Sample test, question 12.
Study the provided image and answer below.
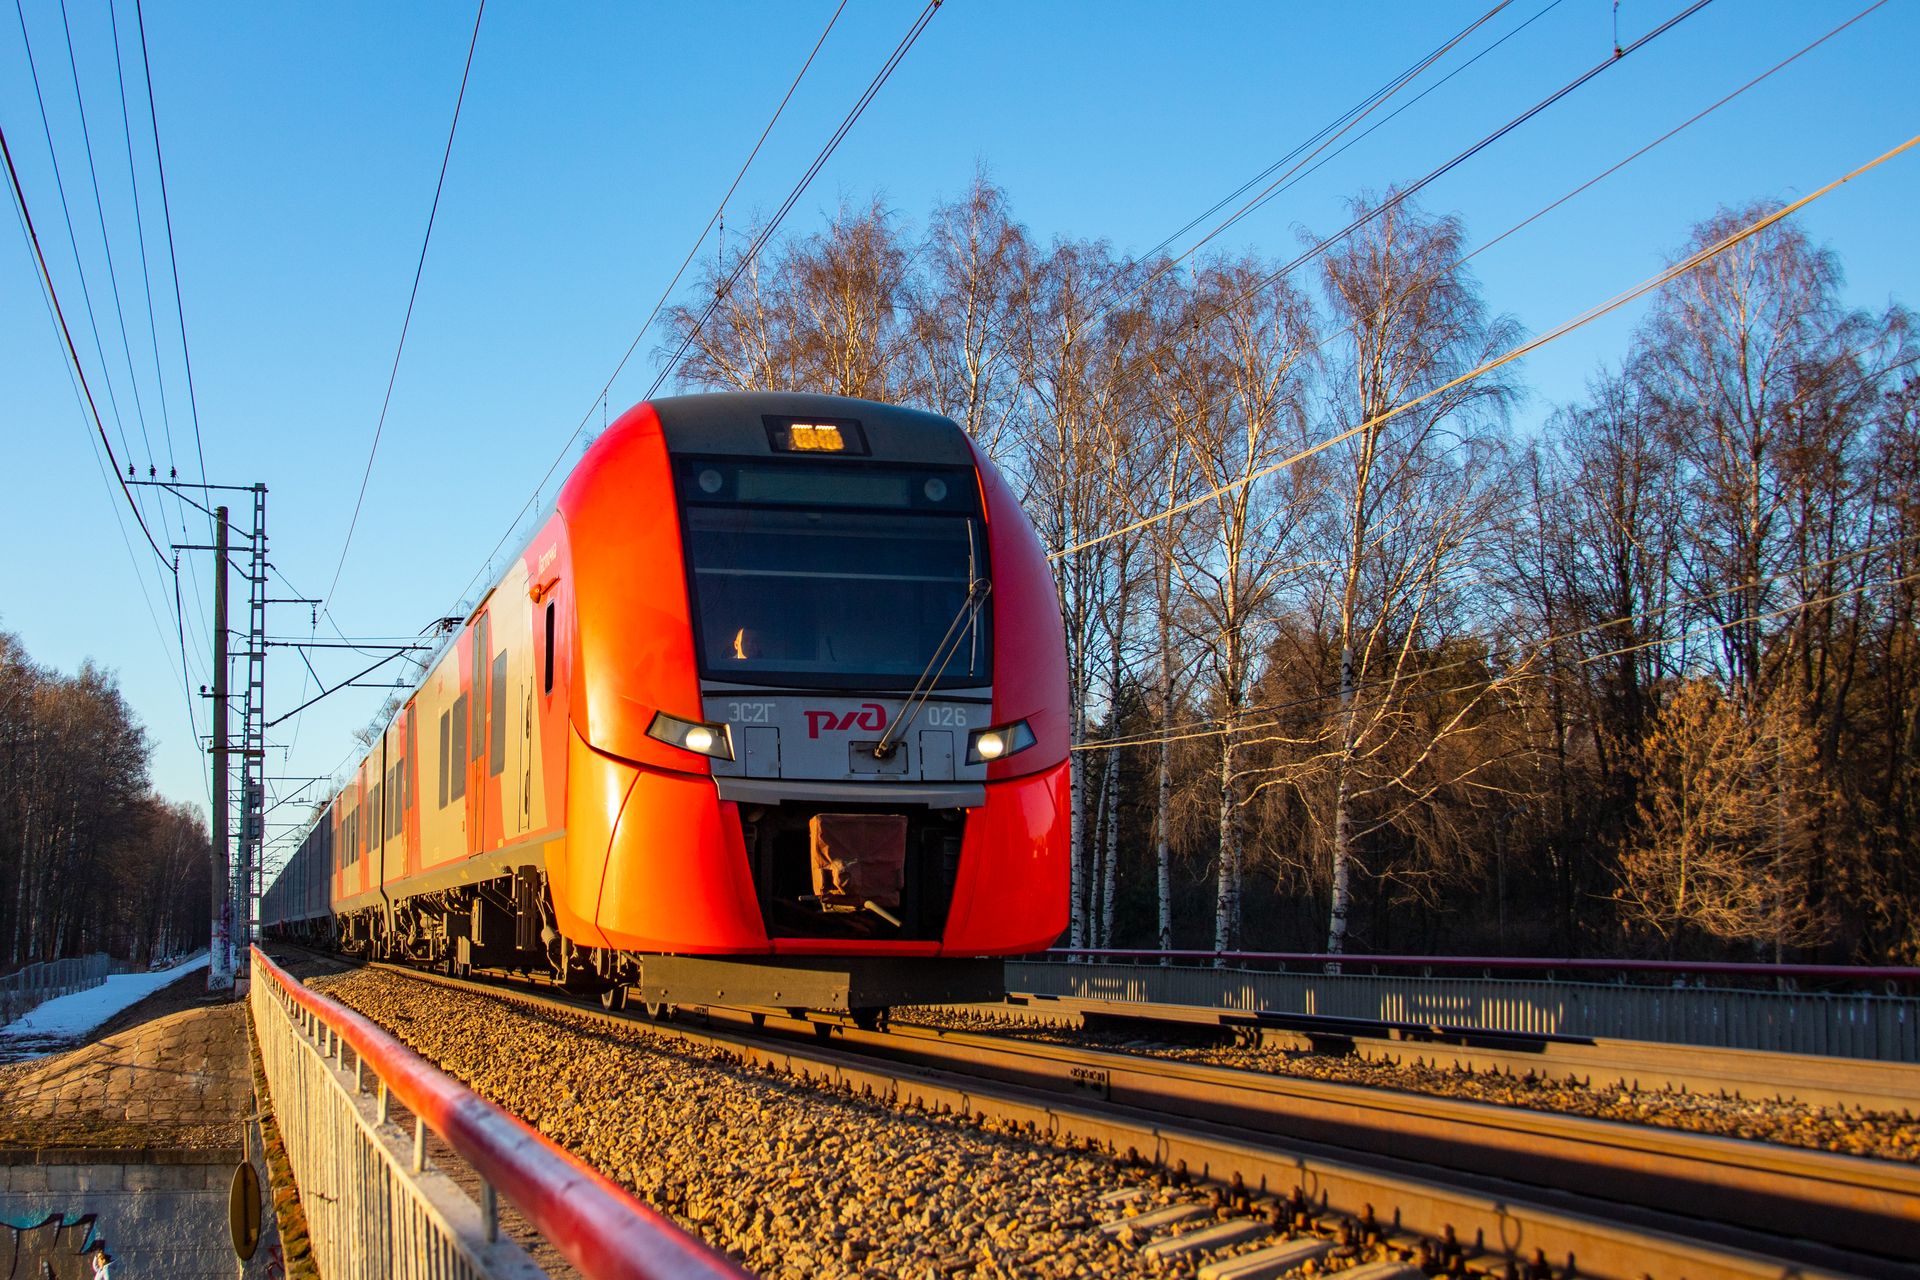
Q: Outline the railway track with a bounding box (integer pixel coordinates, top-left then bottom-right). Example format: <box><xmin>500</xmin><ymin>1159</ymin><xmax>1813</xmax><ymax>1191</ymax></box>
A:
<box><xmin>312</xmin><ymin>954</ymin><xmax>1917</xmax><ymax>1279</ymax></box>
<box><xmin>955</xmin><ymin>992</ymin><xmax>1920</xmax><ymax>1115</ymax></box>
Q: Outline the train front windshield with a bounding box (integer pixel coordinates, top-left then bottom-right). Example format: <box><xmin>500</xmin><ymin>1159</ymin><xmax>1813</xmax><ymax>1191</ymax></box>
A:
<box><xmin>677</xmin><ymin>460</ymin><xmax>992</xmax><ymax>689</ymax></box>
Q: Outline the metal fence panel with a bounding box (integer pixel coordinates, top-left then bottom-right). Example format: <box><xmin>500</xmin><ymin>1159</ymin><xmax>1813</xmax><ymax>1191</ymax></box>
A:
<box><xmin>0</xmin><ymin>953</ymin><xmax>112</xmax><ymax>1025</ymax></box>
<box><xmin>249</xmin><ymin>948</ymin><xmax>745</xmax><ymax>1280</ymax></box>
<box><xmin>250</xmin><ymin>966</ymin><xmax>546</xmax><ymax>1280</ymax></box>
<box><xmin>1006</xmin><ymin>962</ymin><xmax>1920</xmax><ymax>1062</ymax></box>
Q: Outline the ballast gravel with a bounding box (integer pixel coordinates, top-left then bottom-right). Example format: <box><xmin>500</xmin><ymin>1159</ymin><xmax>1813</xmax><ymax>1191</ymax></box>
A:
<box><xmin>899</xmin><ymin>1007</ymin><xmax>1920</xmax><ymax>1164</ymax></box>
<box><xmin>310</xmin><ymin>968</ymin><xmax>1261</xmax><ymax>1279</ymax></box>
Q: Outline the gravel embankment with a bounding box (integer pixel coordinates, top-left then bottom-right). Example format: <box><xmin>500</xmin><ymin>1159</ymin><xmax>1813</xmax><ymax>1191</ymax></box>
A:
<box><xmin>898</xmin><ymin>1008</ymin><xmax>1920</xmax><ymax>1164</ymax></box>
<box><xmin>312</xmin><ymin>968</ymin><xmax>1399</xmax><ymax>1279</ymax></box>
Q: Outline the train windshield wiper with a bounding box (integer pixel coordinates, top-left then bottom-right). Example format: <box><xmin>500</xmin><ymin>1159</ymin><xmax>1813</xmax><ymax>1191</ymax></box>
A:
<box><xmin>870</xmin><ymin>569</ymin><xmax>990</xmax><ymax>761</ymax></box>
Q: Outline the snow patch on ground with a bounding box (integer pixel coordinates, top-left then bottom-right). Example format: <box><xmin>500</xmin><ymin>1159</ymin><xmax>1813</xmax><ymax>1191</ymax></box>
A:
<box><xmin>0</xmin><ymin>951</ymin><xmax>210</xmax><ymax>1043</ymax></box>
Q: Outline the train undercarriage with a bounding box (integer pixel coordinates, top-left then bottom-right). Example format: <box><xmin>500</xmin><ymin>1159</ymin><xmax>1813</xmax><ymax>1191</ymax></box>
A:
<box><xmin>317</xmin><ymin>866</ymin><xmax>1004</xmax><ymax>1028</ymax></box>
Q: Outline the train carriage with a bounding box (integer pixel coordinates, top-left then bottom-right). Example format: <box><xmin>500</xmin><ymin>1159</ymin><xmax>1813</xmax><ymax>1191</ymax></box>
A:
<box><xmin>262</xmin><ymin>391</ymin><xmax>1070</xmax><ymax>1018</ymax></box>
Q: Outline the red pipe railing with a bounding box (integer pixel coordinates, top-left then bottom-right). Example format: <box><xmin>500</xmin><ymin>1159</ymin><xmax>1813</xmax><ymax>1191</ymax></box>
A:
<box><xmin>251</xmin><ymin>947</ymin><xmax>749</xmax><ymax>1280</ymax></box>
<box><xmin>1038</xmin><ymin>948</ymin><xmax>1920</xmax><ymax>987</ymax></box>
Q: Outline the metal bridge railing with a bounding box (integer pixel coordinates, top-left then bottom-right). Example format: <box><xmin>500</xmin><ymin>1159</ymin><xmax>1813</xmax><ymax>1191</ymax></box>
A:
<box><xmin>249</xmin><ymin>946</ymin><xmax>747</xmax><ymax>1280</ymax></box>
<box><xmin>0</xmin><ymin>952</ymin><xmax>112</xmax><ymax>1025</ymax></box>
<box><xmin>1013</xmin><ymin>950</ymin><xmax>1920</xmax><ymax>1062</ymax></box>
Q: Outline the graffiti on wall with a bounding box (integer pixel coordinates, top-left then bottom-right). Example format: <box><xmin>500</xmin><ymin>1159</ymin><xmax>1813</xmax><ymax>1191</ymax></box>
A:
<box><xmin>0</xmin><ymin>1212</ymin><xmax>113</xmax><ymax>1279</ymax></box>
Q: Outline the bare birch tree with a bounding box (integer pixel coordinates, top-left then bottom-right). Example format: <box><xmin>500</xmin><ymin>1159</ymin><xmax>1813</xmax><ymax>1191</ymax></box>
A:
<box><xmin>1155</xmin><ymin>259</ymin><xmax>1317</xmax><ymax>951</ymax></box>
<box><xmin>1297</xmin><ymin>193</ymin><xmax>1519</xmax><ymax>954</ymax></box>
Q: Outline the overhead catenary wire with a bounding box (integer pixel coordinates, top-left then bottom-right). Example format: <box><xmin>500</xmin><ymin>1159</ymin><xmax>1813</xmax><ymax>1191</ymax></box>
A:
<box><xmin>564</xmin><ymin>0</ymin><xmax>850</xmax><ymax>455</ymax></box>
<box><xmin>642</xmin><ymin>0</ymin><xmax>941</xmax><ymax>404</ymax></box>
<box><xmin>324</xmin><ymin>0</ymin><xmax>486</xmax><ymax>610</ymax></box>
<box><xmin>448</xmin><ymin>0</ymin><xmax>939</xmax><ymax>620</ymax></box>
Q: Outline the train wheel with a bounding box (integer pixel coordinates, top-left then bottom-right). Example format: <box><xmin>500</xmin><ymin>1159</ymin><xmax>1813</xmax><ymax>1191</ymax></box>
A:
<box><xmin>600</xmin><ymin>985</ymin><xmax>628</xmax><ymax>1012</ymax></box>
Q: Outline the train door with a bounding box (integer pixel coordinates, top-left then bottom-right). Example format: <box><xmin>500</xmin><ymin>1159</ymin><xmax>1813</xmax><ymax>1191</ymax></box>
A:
<box><xmin>485</xmin><ymin>627</ymin><xmax>509</xmax><ymax>848</ymax></box>
<box><xmin>467</xmin><ymin>611</ymin><xmax>490</xmax><ymax>857</ymax></box>
<box><xmin>513</xmin><ymin>626</ymin><xmax>533</xmax><ymax>837</ymax></box>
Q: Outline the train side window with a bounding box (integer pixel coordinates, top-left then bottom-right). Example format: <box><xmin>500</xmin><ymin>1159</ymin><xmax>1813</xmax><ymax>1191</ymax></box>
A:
<box><xmin>438</xmin><ymin>711</ymin><xmax>450</xmax><ymax>807</ymax></box>
<box><xmin>543</xmin><ymin>602</ymin><xmax>555</xmax><ymax>695</ymax></box>
<box><xmin>449</xmin><ymin>695</ymin><xmax>468</xmax><ymax>799</ymax></box>
<box><xmin>489</xmin><ymin>651</ymin><xmax>508</xmax><ymax>776</ymax></box>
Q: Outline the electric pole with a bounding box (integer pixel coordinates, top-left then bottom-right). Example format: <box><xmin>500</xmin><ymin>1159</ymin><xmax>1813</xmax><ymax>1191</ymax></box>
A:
<box><xmin>210</xmin><ymin>505</ymin><xmax>233</xmax><ymax>991</ymax></box>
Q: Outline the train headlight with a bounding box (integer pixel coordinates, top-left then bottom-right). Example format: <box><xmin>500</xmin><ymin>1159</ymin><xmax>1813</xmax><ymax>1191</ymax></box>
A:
<box><xmin>647</xmin><ymin>712</ymin><xmax>735</xmax><ymax>761</ymax></box>
<box><xmin>967</xmin><ymin>720</ymin><xmax>1036</xmax><ymax>765</ymax></box>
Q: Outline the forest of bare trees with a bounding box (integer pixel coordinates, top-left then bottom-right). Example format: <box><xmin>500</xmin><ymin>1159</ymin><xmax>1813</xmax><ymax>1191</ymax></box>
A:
<box><xmin>0</xmin><ymin>629</ymin><xmax>209</xmax><ymax>970</ymax></box>
<box><xmin>664</xmin><ymin>175</ymin><xmax>1919</xmax><ymax>965</ymax></box>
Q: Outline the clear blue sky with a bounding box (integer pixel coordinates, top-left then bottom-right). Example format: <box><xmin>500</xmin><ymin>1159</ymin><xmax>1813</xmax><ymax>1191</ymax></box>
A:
<box><xmin>2</xmin><ymin>1</ymin><xmax>1914</xmax><ymax>876</ymax></box>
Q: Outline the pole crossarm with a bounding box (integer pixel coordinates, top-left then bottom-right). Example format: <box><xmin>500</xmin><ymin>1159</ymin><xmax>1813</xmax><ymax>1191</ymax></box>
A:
<box><xmin>264</xmin><ymin>640</ymin><xmax>434</xmax><ymax>651</ymax></box>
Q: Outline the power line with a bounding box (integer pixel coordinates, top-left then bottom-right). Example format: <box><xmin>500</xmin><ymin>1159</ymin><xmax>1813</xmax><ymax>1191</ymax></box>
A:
<box><xmin>1095</xmin><ymin>0</ymin><xmax>1545</xmax><ymax>320</ymax></box>
<box><xmin>53</xmin><ymin>0</ymin><xmax>159</xmax><ymax>479</ymax></box>
<box><xmin>1052</xmin><ymin>130</ymin><xmax>1920</xmax><ymax>562</ymax></box>
<box><xmin>108</xmin><ymin>0</ymin><xmax>215</xmax><ymax>687</ymax></box>
<box><xmin>324</xmin><ymin>0</ymin><xmax>486</xmax><ymax>609</ymax></box>
<box><xmin>107</xmin><ymin>0</ymin><xmax>174</xmax><ymax>472</ymax></box>
<box><xmin>2</xmin><ymin>117</ymin><xmax>167</xmax><ymax>563</ymax></box>
<box><xmin>12</xmin><ymin>0</ymin><xmax>139</xmax><ymax>472</ymax></box>
<box><xmin>8</xmin><ymin>153</ymin><xmax>201</xmax><ymax>797</ymax></box>
<box><xmin>1070</xmin><ymin>0</ymin><xmax>1886</xmax><ymax>578</ymax></box>
<box><xmin>132</xmin><ymin>0</ymin><xmax>210</xmax><ymax>511</ymax></box>
<box><xmin>1048</xmin><ymin>0</ymin><xmax>1717</xmax><ymax>467</ymax></box>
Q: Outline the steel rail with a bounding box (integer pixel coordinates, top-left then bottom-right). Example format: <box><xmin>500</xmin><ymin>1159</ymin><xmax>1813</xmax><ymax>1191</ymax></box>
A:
<box><xmin>1042</xmin><ymin>948</ymin><xmax>1920</xmax><ymax>987</ymax></box>
<box><xmin>975</xmin><ymin>992</ymin><xmax>1920</xmax><ymax>1115</ymax></box>
<box><xmin>252</xmin><ymin>947</ymin><xmax>748</xmax><ymax>1280</ymax></box>
<box><xmin>358</xmin><ymin>958</ymin><xmax>1905</xmax><ymax>1280</ymax></box>
<box><xmin>830</xmin><ymin>1013</ymin><xmax>1920</xmax><ymax>1272</ymax></box>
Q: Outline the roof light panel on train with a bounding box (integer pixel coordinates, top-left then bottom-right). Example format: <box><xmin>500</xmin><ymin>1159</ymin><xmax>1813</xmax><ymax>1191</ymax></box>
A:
<box><xmin>763</xmin><ymin>415</ymin><xmax>869</xmax><ymax>455</ymax></box>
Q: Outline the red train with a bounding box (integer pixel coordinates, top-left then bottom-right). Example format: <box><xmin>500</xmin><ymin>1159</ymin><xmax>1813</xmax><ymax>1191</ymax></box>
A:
<box><xmin>261</xmin><ymin>392</ymin><xmax>1070</xmax><ymax>1020</ymax></box>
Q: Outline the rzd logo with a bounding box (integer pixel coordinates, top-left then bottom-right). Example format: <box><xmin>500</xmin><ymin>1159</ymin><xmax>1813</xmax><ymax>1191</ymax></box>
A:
<box><xmin>805</xmin><ymin>703</ymin><xmax>887</xmax><ymax>739</ymax></box>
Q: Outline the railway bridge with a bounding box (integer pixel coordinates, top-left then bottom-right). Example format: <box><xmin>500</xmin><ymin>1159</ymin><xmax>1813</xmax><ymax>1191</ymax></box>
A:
<box><xmin>7</xmin><ymin>945</ymin><xmax>1916</xmax><ymax>1279</ymax></box>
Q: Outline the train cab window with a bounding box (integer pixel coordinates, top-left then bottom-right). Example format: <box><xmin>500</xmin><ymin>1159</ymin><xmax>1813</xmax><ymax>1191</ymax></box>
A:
<box><xmin>677</xmin><ymin>463</ymin><xmax>992</xmax><ymax>690</ymax></box>
<box><xmin>543</xmin><ymin>602</ymin><xmax>555</xmax><ymax>695</ymax></box>
<box><xmin>489</xmin><ymin>650</ymin><xmax>508</xmax><ymax>776</ymax></box>
<box><xmin>449</xmin><ymin>695</ymin><xmax>468</xmax><ymax>799</ymax></box>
